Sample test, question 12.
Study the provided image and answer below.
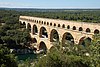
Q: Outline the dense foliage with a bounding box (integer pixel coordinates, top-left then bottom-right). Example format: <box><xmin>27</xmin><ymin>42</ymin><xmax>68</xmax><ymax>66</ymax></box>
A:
<box><xmin>34</xmin><ymin>34</ymin><xmax>100</xmax><ymax>67</ymax></box>
<box><xmin>0</xmin><ymin>45</ymin><xmax>18</xmax><ymax>67</ymax></box>
<box><xmin>35</xmin><ymin>39</ymin><xmax>100</xmax><ymax>67</ymax></box>
<box><xmin>24</xmin><ymin>10</ymin><xmax>100</xmax><ymax>23</ymax></box>
<box><xmin>0</xmin><ymin>9</ymin><xmax>31</xmax><ymax>67</ymax></box>
<box><xmin>0</xmin><ymin>9</ymin><xmax>100</xmax><ymax>67</ymax></box>
<box><xmin>1</xmin><ymin>9</ymin><xmax>100</xmax><ymax>23</ymax></box>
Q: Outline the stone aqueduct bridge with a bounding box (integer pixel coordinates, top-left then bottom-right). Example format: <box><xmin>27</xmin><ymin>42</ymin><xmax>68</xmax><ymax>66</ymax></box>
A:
<box><xmin>19</xmin><ymin>16</ymin><xmax>100</xmax><ymax>51</ymax></box>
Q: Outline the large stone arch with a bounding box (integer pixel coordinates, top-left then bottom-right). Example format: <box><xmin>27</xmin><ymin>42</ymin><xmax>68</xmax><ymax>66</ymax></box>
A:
<box><xmin>62</xmin><ymin>32</ymin><xmax>74</xmax><ymax>47</ymax></box>
<box><xmin>39</xmin><ymin>41</ymin><xmax>47</xmax><ymax>53</ymax></box>
<box><xmin>39</xmin><ymin>27</ymin><xmax>48</xmax><ymax>38</ymax></box>
<box><xmin>33</xmin><ymin>24</ymin><xmax>38</xmax><ymax>35</ymax></box>
<box><xmin>27</xmin><ymin>23</ymin><xmax>31</xmax><ymax>33</ymax></box>
<box><xmin>79</xmin><ymin>37</ymin><xmax>92</xmax><ymax>46</ymax></box>
<box><xmin>50</xmin><ymin>29</ymin><xmax>59</xmax><ymax>42</ymax></box>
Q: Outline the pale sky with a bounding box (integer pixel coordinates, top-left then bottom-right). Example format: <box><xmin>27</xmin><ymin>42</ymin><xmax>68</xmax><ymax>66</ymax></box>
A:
<box><xmin>0</xmin><ymin>0</ymin><xmax>100</xmax><ymax>8</ymax></box>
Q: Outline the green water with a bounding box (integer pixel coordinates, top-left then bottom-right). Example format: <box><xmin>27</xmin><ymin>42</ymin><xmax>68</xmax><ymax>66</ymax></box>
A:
<box><xmin>16</xmin><ymin>53</ymin><xmax>37</xmax><ymax>61</ymax></box>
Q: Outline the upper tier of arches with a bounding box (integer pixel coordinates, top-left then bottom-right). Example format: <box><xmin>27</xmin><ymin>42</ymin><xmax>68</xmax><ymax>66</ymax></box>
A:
<box><xmin>20</xmin><ymin>17</ymin><xmax>100</xmax><ymax>35</ymax></box>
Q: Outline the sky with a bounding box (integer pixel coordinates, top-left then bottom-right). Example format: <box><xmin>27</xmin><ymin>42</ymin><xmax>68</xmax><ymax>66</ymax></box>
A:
<box><xmin>0</xmin><ymin>0</ymin><xmax>100</xmax><ymax>9</ymax></box>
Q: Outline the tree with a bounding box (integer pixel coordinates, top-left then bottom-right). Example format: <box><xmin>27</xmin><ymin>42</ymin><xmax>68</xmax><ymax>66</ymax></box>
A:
<box><xmin>0</xmin><ymin>45</ymin><xmax>18</xmax><ymax>67</ymax></box>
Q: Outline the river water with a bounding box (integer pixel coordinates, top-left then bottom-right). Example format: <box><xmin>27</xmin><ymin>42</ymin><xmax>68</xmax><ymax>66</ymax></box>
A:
<box><xmin>16</xmin><ymin>53</ymin><xmax>37</xmax><ymax>61</ymax></box>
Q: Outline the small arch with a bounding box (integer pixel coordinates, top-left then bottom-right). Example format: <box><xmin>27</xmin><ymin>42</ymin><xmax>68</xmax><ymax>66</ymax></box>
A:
<box><xmin>50</xmin><ymin>29</ymin><xmax>59</xmax><ymax>42</ymax></box>
<box><xmin>47</xmin><ymin>22</ymin><xmax>49</xmax><ymax>25</ymax></box>
<box><xmin>67</xmin><ymin>25</ymin><xmax>70</xmax><ymax>29</ymax></box>
<box><xmin>39</xmin><ymin>41</ymin><xmax>47</xmax><ymax>53</ymax></box>
<box><xmin>54</xmin><ymin>23</ymin><xmax>56</xmax><ymax>27</ymax></box>
<box><xmin>62</xmin><ymin>24</ymin><xmax>65</xmax><ymax>28</ymax></box>
<box><xmin>79</xmin><ymin>37</ymin><xmax>91</xmax><ymax>46</ymax></box>
<box><xmin>37</xmin><ymin>20</ymin><xmax>38</xmax><ymax>23</ymax></box>
<box><xmin>94</xmin><ymin>29</ymin><xmax>99</xmax><ymax>34</ymax></box>
<box><xmin>73</xmin><ymin>26</ymin><xmax>76</xmax><ymax>30</ymax></box>
<box><xmin>35</xmin><ymin>20</ymin><xmax>36</xmax><ymax>22</ymax></box>
<box><xmin>44</xmin><ymin>22</ymin><xmax>46</xmax><ymax>25</ymax></box>
<box><xmin>39</xmin><ymin>27</ymin><xmax>48</xmax><ymax>38</ymax></box>
<box><xmin>42</xmin><ymin>21</ymin><xmax>43</xmax><ymax>24</ymax></box>
<box><xmin>22</xmin><ymin>22</ymin><xmax>26</xmax><ymax>28</ymax></box>
<box><xmin>86</xmin><ymin>28</ymin><xmax>91</xmax><ymax>33</ymax></box>
<box><xmin>50</xmin><ymin>23</ymin><xmax>52</xmax><ymax>26</ymax></box>
<box><xmin>33</xmin><ymin>25</ymin><xmax>38</xmax><ymax>35</ymax></box>
<box><xmin>62</xmin><ymin>32</ymin><xmax>74</xmax><ymax>47</ymax></box>
<box><xmin>79</xmin><ymin>27</ymin><xmax>83</xmax><ymax>31</ymax></box>
<box><xmin>23</xmin><ymin>22</ymin><xmax>26</xmax><ymax>25</ymax></box>
<box><xmin>58</xmin><ymin>24</ymin><xmax>61</xmax><ymax>27</ymax></box>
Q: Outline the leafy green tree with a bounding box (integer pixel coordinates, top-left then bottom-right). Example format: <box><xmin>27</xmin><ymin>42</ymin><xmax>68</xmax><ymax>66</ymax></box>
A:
<box><xmin>0</xmin><ymin>45</ymin><xmax>18</xmax><ymax>67</ymax></box>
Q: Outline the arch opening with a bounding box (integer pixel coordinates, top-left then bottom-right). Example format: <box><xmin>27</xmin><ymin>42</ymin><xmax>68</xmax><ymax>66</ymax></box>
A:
<box><xmin>23</xmin><ymin>22</ymin><xmax>26</xmax><ymax>25</ymax></box>
<box><xmin>79</xmin><ymin>27</ymin><xmax>83</xmax><ymax>31</ymax></box>
<box><xmin>86</xmin><ymin>28</ymin><xmax>91</xmax><ymax>33</ymax></box>
<box><xmin>62</xmin><ymin>32</ymin><xmax>74</xmax><ymax>47</ymax></box>
<box><xmin>19</xmin><ymin>21</ymin><xmax>25</xmax><ymax>28</ymax></box>
<box><xmin>27</xmin><ymin>23</ymin><xmax>31</xmax><ymax>33</ymax></box>
<box><xmin>94</xmin><ymin>29</ymin><xmax>99</xmax><ymax>34</ymax></box>
<box><xmin>67</xmin><ymin>25</ymin><xmax>70</xmax><ymax>29</ymax></box>
<box><xmin>33</xmin><ymin>25</ymin><xmax>38</xmax><ymax>35</ymax></box>
<box><xmin>44</xmin><ymin>22</ymin><xmax>46</xmax><ymax>25</ymax></box>
<box><xmin>39</xmin><ymin>41</ymin><xmax>47</xmax><ymax>53</ymax></box>
<box><xmin>42</xmin><ymin>21</ymin><xmax>43</xmax><ymax>24</ymax></box>
<box><xmin>37</xmin><ymin>20</ymin><xmax>38</xmax><ymax>23</ymax></box>
<box><xmin>62</xmin><ymin>24</ymin><xmax>65</xmax><ymax>28</ymax></box>
<box><xmin>54</xmin><ymin>23</ymin><xmax>56</xmax><ymax>27</ymax></box>
<box><xmin>47</xmin><ymin>22</ymin><xmax>49</xmax><ymax>25</ymax></box>
<box><xmin>50</xmin><ymin>23</ymin><xmax>52</xmax><ymax>26</ymax></box>
<box><xmin>79</xmin><ymin>37</ymin><xmax>91</xmax><ymax>46</ymax></box>
<box><xmin>50</xmin><ymin>29</ymin><xmax>59</xmax><ymax>42</ymax></box>
<box><xmin>58</xmin><ymin>24</ymin><xmax>61</xmax><ymax>27</ymax></box>
<box><xmin>39</xmin><ymin>27</ymin><xmax>48</xmax><ymax>38</ymax></box>
<box><xmin>73</xmin><ymin>26</ymin><xmax>76</xmax><ymax>30</ymax></box>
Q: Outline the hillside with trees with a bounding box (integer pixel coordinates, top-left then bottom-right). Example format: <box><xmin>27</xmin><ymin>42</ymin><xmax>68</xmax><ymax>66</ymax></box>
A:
<box><xmin>0</xmin><ymin>9</ymin><xmax>100</xmax><ymax>67</ymax></box>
